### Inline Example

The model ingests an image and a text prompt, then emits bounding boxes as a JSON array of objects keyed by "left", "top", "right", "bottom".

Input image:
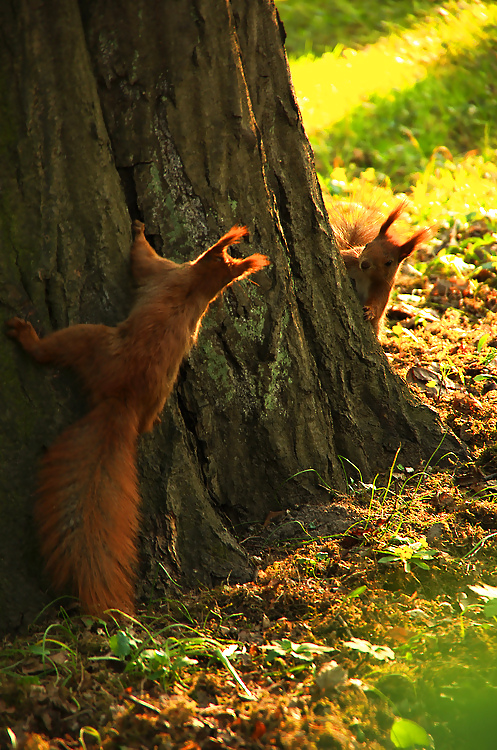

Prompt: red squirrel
[
  {"left": 7, "top": 222, "right": 269, "bottom": 616},
  {"left": 330, "top": 201, "right": 433, "bottom": 338}
]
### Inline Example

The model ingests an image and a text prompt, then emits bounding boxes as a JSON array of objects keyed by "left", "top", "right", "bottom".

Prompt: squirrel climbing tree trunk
[{"left": 0, "top": 0, "right": 464, "bottom": 631}]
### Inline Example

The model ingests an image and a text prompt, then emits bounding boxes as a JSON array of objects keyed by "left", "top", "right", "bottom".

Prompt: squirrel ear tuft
[
  {"left": 378, "top": 201, "right": 408, "bottom": 237},
  {"left": 398, "top": 227, "right": 434, "bottom": 261}
]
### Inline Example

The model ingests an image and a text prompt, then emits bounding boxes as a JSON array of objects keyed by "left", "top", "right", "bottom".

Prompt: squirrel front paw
[
  {"left": 363, "top": 307, "right": 375, "bottom": 321},
  {"left": 6, "top": 317, "right": 39, "bottom": 350},
  {"left": 6, "top": 317, "right": 32, "bottom": 339}
]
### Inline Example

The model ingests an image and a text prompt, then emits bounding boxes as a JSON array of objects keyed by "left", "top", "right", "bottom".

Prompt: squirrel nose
[{"left": 360, "top": 259, "right": 371, "bottom": 270}]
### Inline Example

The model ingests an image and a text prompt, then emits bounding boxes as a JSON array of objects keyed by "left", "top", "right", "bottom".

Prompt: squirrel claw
[{"left": 6, "top": 317, "right": 27, "bottom": 339}]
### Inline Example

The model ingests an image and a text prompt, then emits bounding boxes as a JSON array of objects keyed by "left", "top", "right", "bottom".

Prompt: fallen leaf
[
  {"left": 406, "top": 365, "right": 454, "bottom": 395},
  {"left": 385, "top": 626, "right": 416, "bottom": 644},
  {"left": 251, "top": 720, "right": 266, "bottom": 740},
  {"left": 455, "top": 464, "right": 486, "bottom": 488}
]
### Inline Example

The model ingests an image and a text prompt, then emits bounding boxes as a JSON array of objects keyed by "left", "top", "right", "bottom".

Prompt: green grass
[
  {"left": 322, "top": 148, "right": 497, "bottom": 232},
  {"left": 277, "top": 0, "right": 497, "bottom": 202},
  {"left": 277, "top": 0, "right": 438, "bottom": 58}
]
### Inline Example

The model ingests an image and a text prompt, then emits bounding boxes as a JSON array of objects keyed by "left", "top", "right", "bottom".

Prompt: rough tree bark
[{"left": 0, "top": 0, "right": 465, "bottom": 632}]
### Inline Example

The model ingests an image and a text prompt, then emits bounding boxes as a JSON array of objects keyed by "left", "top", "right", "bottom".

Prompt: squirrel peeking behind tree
[
  {"left": 7, "top": 222, "right": 269, "bottom": 617},
  {"left": 329, "top": 200, "right": 433, "bottom": 338}
]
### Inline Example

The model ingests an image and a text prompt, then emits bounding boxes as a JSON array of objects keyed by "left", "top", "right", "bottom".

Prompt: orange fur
[
  {"left": 332, "top": 201, "right": 433, "bottom": 338},
  {"left": 7, "top": 223, "right": 269, "bottom": 616}
]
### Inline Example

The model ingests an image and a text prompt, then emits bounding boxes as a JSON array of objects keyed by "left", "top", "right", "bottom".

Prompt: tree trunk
[{"left": 0, "top": 0, "right": 464, "bottom": 632}]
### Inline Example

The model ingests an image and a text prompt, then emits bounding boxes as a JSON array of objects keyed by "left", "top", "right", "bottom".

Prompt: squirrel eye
[{"left": 385, "top": 260, "right": 394, "bottom": 267}]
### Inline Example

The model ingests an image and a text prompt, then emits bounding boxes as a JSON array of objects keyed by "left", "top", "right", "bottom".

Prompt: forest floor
[
  {"left": 4, "top": 2, "right": 497, "bottom": 748},
  {"left": 2, "top": 217, "right": 497, "bottom": 750}
]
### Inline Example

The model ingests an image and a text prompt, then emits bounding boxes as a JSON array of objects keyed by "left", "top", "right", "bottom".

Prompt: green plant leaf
[
  {"left": 293, "top": 642, "right": 336, "bottom": 656},
  {"left": 411, "top": 560, "right": 430, "bottom": 570},
  {"left": 469, "top": 583, "right": 497, "bottom": 600},
  {"left": 262, "top": 639, "right": 335, "bottom": 663},
  {"left": 484, "top": 600, "right": 497, "bottom": 617},
  {"left": 477, "top": 333, "right": 489, "bottom": 352},
  {"left": 346, "top": 585, "right": 367, "bottom": 599},
  {"left": 171, "top": 655, "right": 198, "bottom": 670},
  {"left": 109, "top": 630, "right": 133, "bottom": 659},
  {"left": 343, "top": 637, "right": 395, "bottom": 661},
  {"left": 370, "top": 644, "right": 396, "bottom": 661},
  {"left": 390, "top": 718, "right": 432, "bottom": 748}
]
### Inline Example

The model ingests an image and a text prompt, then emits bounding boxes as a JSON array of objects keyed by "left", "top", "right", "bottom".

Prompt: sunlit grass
[
  {"left": 277, "top": 0, "right": 437, "bottom": 58},
  {"left": 411, "top": 148, "right": 497, "bottom": 225},
  {"left": 291, "top": 1, "right": 495, "bottom": 135},
  {"left": 322, "top": 148, "right": 497, "bottom": 231}
]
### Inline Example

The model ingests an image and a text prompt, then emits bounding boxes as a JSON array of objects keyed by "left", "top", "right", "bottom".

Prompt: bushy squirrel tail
[{"left": 35, "top": 400, "right": 140, "bottom": 616}]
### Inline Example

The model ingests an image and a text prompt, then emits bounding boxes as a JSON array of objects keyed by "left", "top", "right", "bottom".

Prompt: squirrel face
[
  {"left": 336, "top": 202, "right": 434, "bottom": 337},
  {"left": 343, "top": 207, "right": 433, "bottom": 305},
  {"left": 349, "top": 236, "right": 406, "bottom": 304}
]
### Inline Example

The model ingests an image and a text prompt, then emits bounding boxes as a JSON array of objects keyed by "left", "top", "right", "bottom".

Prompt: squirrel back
[
  {"left": 7, "top": 223, "right": 269, "bottom": 616},
  {"left": 330, "top": 201, "right": 433, "bottom": 338}
]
